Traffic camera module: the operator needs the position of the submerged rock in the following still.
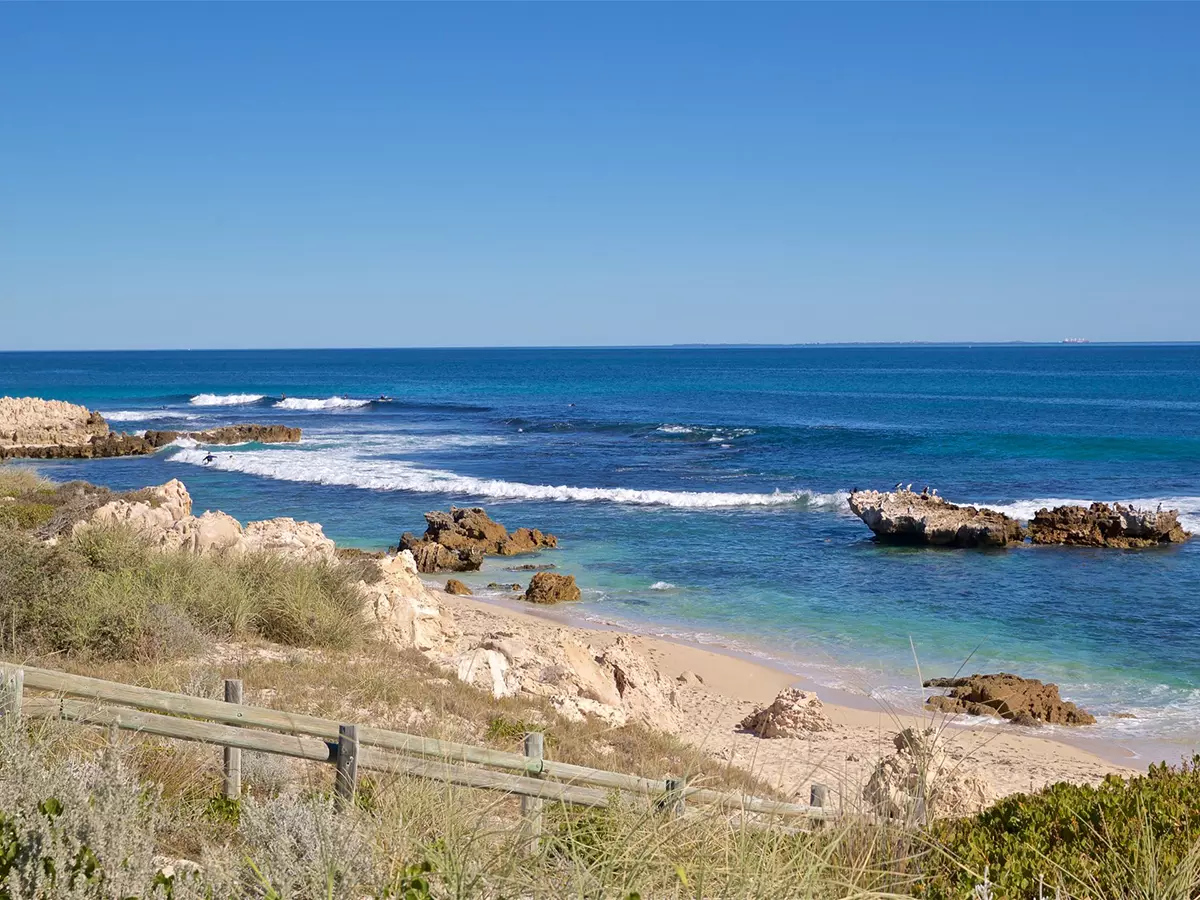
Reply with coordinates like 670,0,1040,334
924,672,1096,726
847,489,1025,548
1029,502,1190,548
738,688,834,737
863,728,994,820
486,582,523,592
144,425,301,447
524,572,581,604
400,507,557,573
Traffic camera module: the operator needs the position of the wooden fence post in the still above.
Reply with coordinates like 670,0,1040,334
810,783,828,809
520,732,544,853
223,679,243,800
335,724,359,809
0,668,23,721
663,776,686,817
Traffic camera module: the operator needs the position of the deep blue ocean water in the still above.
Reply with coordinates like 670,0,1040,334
3,346,1199,752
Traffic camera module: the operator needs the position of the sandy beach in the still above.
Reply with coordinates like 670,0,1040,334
438,587,1138,808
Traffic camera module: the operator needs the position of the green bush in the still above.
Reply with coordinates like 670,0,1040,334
921,756,1200,898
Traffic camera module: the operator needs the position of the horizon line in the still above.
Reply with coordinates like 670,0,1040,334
2,340,1200,354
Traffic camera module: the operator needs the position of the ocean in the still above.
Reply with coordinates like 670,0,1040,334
3,345,1198,757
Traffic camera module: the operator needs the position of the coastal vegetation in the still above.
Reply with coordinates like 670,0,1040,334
3,464,1200,897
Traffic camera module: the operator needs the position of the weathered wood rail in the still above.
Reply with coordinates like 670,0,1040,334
1,664,831,824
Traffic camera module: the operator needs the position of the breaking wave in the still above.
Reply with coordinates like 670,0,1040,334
169,445,843,509
655,423,756,441
189,393,266,406
649,581,676,590
102,410,198,422
274,397,372,410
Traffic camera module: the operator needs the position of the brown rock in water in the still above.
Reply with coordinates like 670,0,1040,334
144,425,301,447
924,673,1095,726
400,534,484,573
400,507,557,573
1028,502,1190,548
505,563,557,572
524,572,581,604
848,488,1025,548
445,578,473,596
739,688,833,737
0,432,156,460
486,582,523,592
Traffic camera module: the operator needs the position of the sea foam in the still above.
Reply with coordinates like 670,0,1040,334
189,393,266,406
101,410,198,422
169,444,844,509
274,397,372,410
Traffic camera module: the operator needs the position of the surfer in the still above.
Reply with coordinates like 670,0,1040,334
202,452,216,465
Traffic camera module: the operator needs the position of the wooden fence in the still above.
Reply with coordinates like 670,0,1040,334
0,664,830,834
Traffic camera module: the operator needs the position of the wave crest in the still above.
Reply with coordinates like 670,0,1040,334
189,393,266,406
274,397,372,410
168,445,842,509
102,410,198,422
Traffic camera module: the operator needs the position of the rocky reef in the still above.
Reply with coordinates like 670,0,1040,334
924,673,1096,726
399,507,557,573
848,487,1190,550
0,396,299,459
1029,502,1190,548
847,488,1026,548
144,425,301,447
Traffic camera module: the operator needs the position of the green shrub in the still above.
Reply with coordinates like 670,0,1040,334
921,756,1200,898
0,501,55,530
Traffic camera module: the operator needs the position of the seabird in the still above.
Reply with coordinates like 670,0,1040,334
906,483,913,492
895,482,903,491
921,486,929,497
931,489,939,497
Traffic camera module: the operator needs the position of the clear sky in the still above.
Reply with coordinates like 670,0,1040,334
1,4,1197,350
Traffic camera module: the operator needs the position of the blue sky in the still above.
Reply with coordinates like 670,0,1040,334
1,4,1197,349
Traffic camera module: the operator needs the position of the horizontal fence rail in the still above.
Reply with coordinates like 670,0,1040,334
3,664,829,822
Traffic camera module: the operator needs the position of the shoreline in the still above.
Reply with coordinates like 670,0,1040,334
447,581,1172,773
436,584,1141,804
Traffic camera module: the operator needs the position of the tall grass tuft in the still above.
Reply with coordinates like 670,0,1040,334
0,523,367,660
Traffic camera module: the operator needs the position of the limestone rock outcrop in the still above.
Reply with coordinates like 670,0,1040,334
399,507,557,573
75,480,335,563
358,551,455,652
848,489,1025,548
524,572,581,604
738,688,834,737
445,578,472,596
448,632,682,732
144,425,302,447
1029,502,1190,548
924,673,1095,726
0,397,108,449
863,728,994,820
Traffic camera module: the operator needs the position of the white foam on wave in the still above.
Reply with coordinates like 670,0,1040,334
101,410,198,422
169,444,844,509
189,393,266,406
274,397,372,411
981,496,1200,532
657,423,756,440
649,581,676,590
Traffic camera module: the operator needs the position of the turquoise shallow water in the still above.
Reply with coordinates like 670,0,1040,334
3,346,1198,752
